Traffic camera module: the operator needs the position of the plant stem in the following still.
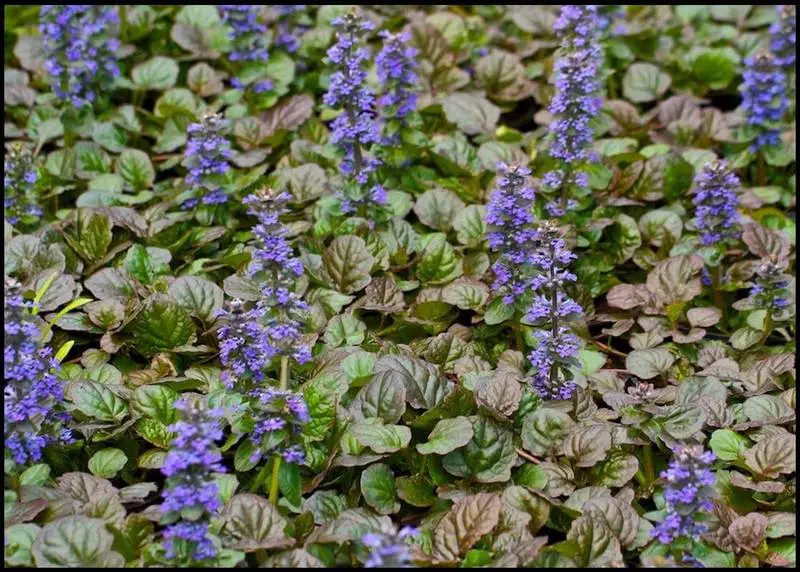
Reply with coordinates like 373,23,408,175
268,356,290,505
642,444,655,484
757,151,766,186
711,265,727,328
119,5,128,42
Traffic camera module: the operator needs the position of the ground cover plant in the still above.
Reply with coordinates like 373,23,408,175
3,4,796,568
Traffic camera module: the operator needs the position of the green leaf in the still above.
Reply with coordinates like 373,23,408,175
279,461,302,508
416,233,463,285
360,463,400,515
709,429,750,462
115,148,155,190
168,276,224,323
133,385,178,425
32,516,124,567
396,475,437,507
222,493,293,552
430,492,502,564
131,295,195,356
131,56,180,90
64,210,113,264
323,314,367,347
4,523,40,567
417,416,474,455
19,464,51,487
521,408,575,456
484,296,516,325
441,277,489,310
442,92,501,135
349,370,407,425
88,448,128,479
590,452,639,488
303,490,346,525
625,348,675,380
561,425,612,468
350,421,412,454
321,235,374,294
565,513,624,568
413,188,465,231
692,48,738,90
375,355,453,410
453,205,486,247
622,63,671,103
442,415,515,483
68,380,128,422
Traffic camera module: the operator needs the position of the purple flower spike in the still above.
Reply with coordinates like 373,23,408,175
161,399,224,563
4,144,42,226
770,6,796,71
39,5,120,109
376,30,419,121
182,110,233,208
692,160,741,246
651,445,716,545
360,524,419,568
740,52,789,152
4,277,72,467
545,5,604,216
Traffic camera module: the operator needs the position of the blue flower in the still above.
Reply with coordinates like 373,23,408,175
218,5,268,62
651,445,716,544
39,5,120,109
361,525,418,568
545,5,603,216
274,5,309,53
692,160,741,246
4,277,72,468
525,221,583,401
216,188,310,389
3,144,42,226
740,52,789,152
376,30,419,121
747,259,792,315
770,6,796,71
182,110,233,208
323,11,386,217
248,387,310,464
486,163,538,306
161,399,225,563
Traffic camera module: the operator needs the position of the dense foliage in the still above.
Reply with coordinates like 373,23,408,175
3,4,796,569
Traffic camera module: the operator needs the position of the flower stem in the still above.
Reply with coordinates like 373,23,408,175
119,5,128,42
757,151,766,186
711,265,727,328
268,356,290,505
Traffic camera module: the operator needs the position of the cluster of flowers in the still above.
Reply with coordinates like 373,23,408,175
740,51,788,152
485,164,538,305
218,6,273,94
692,160,741,246
324,10,419,217
4,277,72,467
525,221,583,400
770,5,796,71
486,165,582,401
4,143,42,226
651,445,716,544
359,525,418,568
274,5,309,54
542,4,603,217
748,259,792,316
324,12,385,216
181,110,233,209
248,387,310,465
39,5,120,109
216,188,310,391
161,399,225,563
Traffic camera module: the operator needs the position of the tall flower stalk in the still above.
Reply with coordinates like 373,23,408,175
323,11,386,218
4,278,72,471
542,4,603,217
4,143,42,226
486,163,538,308
740,51,788,154
525,221,583,400
770,5,796,72
375,31,419,124
39,5,120,110
218,6,273,94
216,187,310,504
181,110,233,209
692,160,741,247
160,398,225,564
651,445,716,545
274,5,309,54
